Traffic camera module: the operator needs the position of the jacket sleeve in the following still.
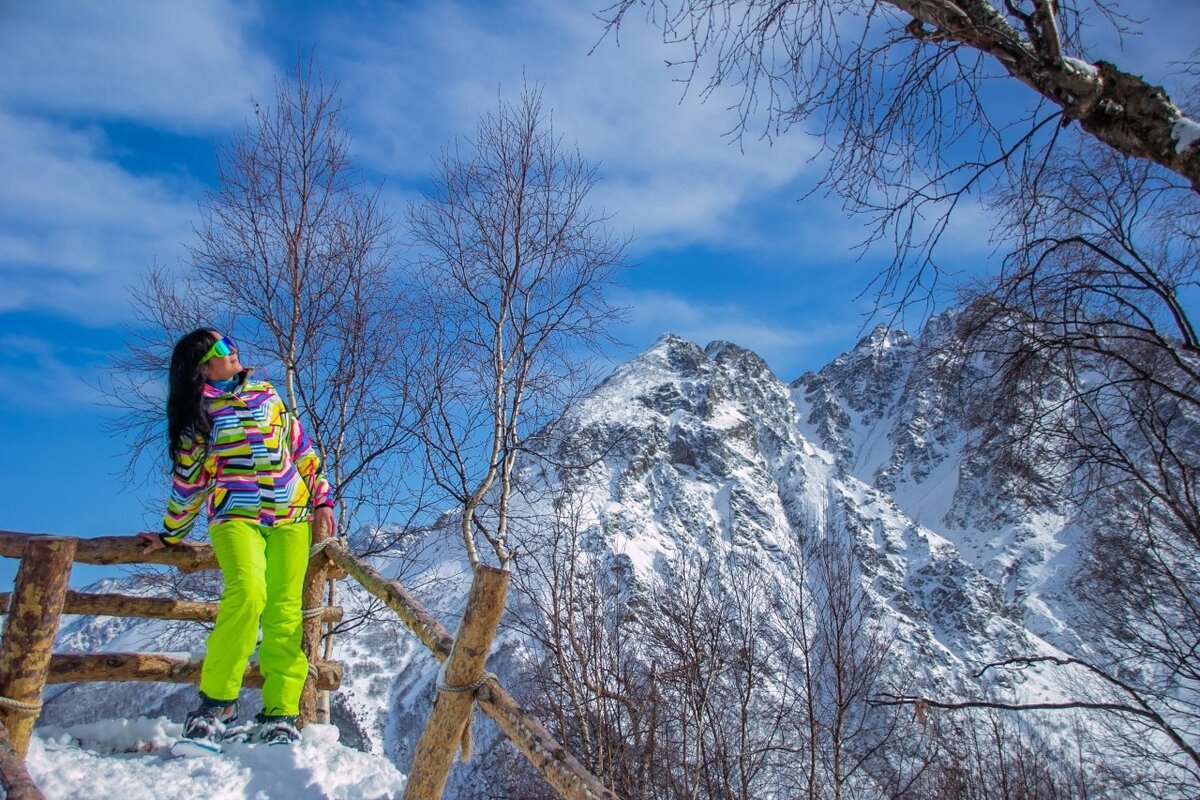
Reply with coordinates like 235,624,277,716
290,413,335,510
162,437,210,543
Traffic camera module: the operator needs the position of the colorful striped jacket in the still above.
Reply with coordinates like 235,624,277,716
162,372,334,543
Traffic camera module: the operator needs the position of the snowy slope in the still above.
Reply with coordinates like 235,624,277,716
26,719,405,800
791,317,1086,651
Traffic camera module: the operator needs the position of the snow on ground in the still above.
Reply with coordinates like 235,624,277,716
26,717,407,799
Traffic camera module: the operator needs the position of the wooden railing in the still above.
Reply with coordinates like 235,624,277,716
0,530,343,800
0,531,622,800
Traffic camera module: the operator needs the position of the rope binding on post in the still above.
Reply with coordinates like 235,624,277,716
433,669,499,763
435,671,496,695
0,695,42,715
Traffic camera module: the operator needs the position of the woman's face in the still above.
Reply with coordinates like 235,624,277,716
199,331,242,382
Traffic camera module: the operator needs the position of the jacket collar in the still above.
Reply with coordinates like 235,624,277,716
202,368,253,399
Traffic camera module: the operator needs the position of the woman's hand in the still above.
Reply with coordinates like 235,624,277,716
313,506,337,539
137,532,167,555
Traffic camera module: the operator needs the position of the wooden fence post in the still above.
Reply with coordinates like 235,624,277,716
0,721,43,800
298,529,332,726
403,565,509,800
0,536,76,756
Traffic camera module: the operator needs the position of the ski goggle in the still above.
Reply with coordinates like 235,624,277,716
199,336,236,364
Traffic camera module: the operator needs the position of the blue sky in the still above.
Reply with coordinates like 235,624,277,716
0,0,1196,585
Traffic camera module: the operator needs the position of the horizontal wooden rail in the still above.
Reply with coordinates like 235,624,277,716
0,591,343,625
0,529,347,797
0,531,616,799
0,531,347,579
42,652,341,690
0,532,216,573
324,540,454,659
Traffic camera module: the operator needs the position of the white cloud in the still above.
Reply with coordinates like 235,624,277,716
0,0,831,326
0,0,278,324
322,0,821,250
0,111,197,321
0,334,105,410
0,0,273,131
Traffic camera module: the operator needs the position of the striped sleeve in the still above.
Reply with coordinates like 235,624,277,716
162,437,210,543
290,413,334,509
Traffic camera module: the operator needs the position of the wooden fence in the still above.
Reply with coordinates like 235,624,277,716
0,530,621,800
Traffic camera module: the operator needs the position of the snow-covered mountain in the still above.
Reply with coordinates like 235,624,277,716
35,321,1097,797
508,328,1081,684
790,319,1085,651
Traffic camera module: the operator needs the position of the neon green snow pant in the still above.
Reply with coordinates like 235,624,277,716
199,519,311,716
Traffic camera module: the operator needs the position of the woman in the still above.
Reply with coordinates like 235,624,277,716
139,329,336,754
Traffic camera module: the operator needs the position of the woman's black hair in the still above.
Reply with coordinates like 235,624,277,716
167,328,218,464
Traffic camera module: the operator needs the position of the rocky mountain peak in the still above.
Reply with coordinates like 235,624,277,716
791,324,915,414
643,332,711,378
857,322,914,353
703,340,776,381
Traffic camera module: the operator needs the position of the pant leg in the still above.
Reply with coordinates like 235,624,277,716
258,519,312,716
200,519,267,704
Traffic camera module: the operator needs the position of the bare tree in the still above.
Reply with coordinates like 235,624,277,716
502,495,659,799
108,266,215,481
189,58,426,534
598,1,1199,307
877,650,1200,793
716,556,792,799
926,135,1200,787
812,536,894,799
782,538,823,800
106,60,432,729
615,555,795,800
776,502,914,800
408,86,628,569
111,57,427,539
640,559,740,799
906,708,1095,800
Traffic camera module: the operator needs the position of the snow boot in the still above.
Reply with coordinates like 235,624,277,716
171,697,239,757
221,717,259,745
254,713,300,746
